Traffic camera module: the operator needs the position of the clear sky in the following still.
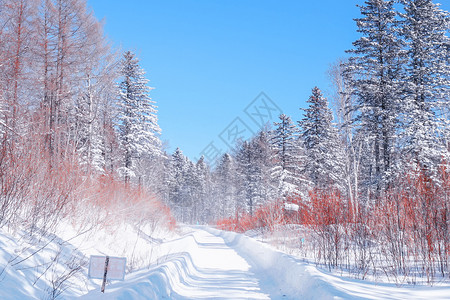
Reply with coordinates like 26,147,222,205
87,0,449,165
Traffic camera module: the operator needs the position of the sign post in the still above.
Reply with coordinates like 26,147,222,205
101,256,110,293
88,255,126,293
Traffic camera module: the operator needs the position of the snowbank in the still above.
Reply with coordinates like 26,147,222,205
205,227,348,299
206,227,450,300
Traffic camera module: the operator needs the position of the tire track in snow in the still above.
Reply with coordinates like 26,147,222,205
77,227,270,299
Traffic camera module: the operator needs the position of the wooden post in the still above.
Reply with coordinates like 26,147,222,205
101,256,110,293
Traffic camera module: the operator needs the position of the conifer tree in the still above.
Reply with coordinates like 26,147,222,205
235,141,256,216
167,148,188,220
116,51,162,183
251,130,277,206
345,0,404,195
398,0,450,179
234,131,276,216
214,153,236,219
195,156,212,223
183,160,197,223
271,114,303,198
299,87,344,190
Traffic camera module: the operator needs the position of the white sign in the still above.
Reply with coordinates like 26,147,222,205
284,202,299,212
88,255,126,281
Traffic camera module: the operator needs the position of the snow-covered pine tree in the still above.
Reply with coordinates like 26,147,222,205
167,148,189,221
116,51,162,183
299,87,345,190
271,114,304,199
166,150,214,224
398,0,450,180
183,159,197,223
214,153,236,220
195,156,213,223
345,0,404,196
251,130,277,207
234,131,276,216
235,140,255,216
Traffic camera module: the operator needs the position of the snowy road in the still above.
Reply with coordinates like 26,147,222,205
78,226,450,300
79,227,273,299
158,229,271,299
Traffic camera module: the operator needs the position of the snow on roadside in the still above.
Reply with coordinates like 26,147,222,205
207,227,450,300
0,220,176,300
1,224,450,299
0,225,87,299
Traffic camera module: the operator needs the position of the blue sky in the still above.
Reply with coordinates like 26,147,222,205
87,0,449,164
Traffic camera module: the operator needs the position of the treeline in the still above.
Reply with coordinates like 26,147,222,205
0,0,172,233
163,0,450,283
163,87,349,224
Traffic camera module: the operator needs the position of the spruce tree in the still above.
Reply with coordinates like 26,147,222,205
251,130,277,207
116,51,162,183
214,153,236,219
271,114,303,198
167,148,188,220
299,87,344,190
235,141,256,216
184,160,197,223
195,156,212,223
234,131,277,216
345,0,404,195
398,0,450,179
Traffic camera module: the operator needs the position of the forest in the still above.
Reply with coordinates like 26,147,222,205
0,0,449,285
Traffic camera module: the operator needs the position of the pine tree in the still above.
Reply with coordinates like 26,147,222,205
271,114,304,198
195,156,212,223
116,51,162,183
398,0,450,179
214,153,236,219
234,131,276,216
299,87,344,190
235,141,255,216
345,0,404,196
183,160,197,223
167,148,189,221
251,130,277,207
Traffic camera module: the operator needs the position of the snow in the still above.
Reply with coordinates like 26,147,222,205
284,202,299,212
1,224,450,299
77,227,270,300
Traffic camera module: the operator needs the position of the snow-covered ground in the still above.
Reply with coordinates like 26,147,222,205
1,224,450,299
